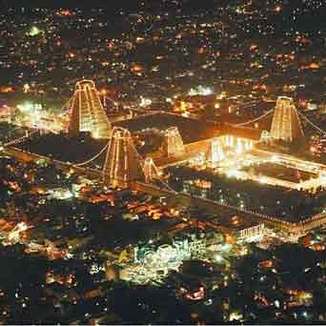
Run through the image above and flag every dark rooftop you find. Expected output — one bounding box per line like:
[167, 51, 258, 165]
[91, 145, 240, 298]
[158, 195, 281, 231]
[114, 112, 222, 144]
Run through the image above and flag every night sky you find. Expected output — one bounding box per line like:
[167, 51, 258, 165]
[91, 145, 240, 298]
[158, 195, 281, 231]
[2, 0, 324, 28]
[2, 0, 217, 10]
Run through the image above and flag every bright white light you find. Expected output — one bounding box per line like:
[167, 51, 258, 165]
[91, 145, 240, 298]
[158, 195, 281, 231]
[215, 254, 223, 263]
[188, 85, 213, 97]
[258, 176, 267, 184]
[226, 169, 241, 178]
[17, 102, 34, 113]
[140, 96, 152, 108]
[27, 26, 43, 37]
[48, 188, 74, 200]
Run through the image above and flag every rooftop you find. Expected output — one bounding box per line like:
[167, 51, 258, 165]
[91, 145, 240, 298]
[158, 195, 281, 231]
[114, 112, 221, 144]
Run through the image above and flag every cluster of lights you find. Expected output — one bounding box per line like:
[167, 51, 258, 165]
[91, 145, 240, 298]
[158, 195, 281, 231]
[211, 135, 255, 165]
[122, 237, 215, 284]
[163, 126, 185, 157]
[48, 188, 74, 200]
[15, 101, 64, 133]
[139, 96, 152, 108]
[188, 85, 213, 97]
[26, 26, 43, 37]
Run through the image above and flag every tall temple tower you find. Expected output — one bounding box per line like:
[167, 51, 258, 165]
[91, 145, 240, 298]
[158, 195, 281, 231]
[68, 80, 112, 139]
[143, 157, 161, 183]
[103, 127, 144, 187]
[270, 96, 304, 143]
[162, 126, 185, 157]
[210, 138, 225, 164]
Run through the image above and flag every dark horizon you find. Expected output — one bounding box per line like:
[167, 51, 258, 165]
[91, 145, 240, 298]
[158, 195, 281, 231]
[0, 0, 219, 10]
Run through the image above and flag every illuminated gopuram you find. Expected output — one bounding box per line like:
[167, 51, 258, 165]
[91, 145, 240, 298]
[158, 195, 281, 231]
[162, 126, 185, 157]
[270, 96, 304, 142]
[209, 135, 254, 164]
[103, 127, 144, 187]
[68, 80, 112, 139]
[211, 138, 225, 164]
[143, 157, 161, 183]
[260, 130, 272, 144]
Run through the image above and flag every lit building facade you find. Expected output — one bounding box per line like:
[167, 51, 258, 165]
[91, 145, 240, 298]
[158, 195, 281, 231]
[103, 127, 144, 187]
[68, 80, 112, 139]
[143, 157, 161, 183]
[270, 96, 304, 143]
[162, 126, 185, 157]
[210, 134, 255, 164]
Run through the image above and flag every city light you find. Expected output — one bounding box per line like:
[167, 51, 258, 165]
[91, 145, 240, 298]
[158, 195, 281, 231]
[17, 101, 34, 113]
[188, 85, 213, 96]
[1, 3, 326, 324]
[27, 26, 43, 37]
[139, 96, 152, 107]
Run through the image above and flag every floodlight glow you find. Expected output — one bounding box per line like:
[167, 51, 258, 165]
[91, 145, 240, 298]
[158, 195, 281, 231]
[27, 26, 43, 36]
[17, 102, 34, 113]
[188, 85, 213, 96]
